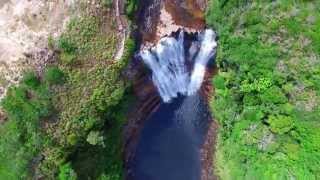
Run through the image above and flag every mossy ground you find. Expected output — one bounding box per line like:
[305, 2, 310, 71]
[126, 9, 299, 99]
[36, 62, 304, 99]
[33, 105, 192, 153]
[207, 0, 320, 179]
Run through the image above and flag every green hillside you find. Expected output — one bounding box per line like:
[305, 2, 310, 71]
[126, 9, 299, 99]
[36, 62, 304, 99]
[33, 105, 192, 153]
[0, 3, 135, 179]
[207, 0, 320, 179]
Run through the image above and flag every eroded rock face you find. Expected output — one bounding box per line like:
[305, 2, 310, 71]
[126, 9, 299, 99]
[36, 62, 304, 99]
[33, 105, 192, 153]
[0, 0, 77, 101]
[163, 0, 206, 29]
[137, 0, 162, 44]
[138, 0, 207, 46]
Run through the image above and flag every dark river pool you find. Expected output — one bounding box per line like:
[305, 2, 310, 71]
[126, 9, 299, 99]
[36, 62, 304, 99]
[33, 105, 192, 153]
[129, 93, 212, 180]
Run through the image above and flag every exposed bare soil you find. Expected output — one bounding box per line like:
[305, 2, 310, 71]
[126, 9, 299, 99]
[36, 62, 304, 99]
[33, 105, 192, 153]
[0, 0, 77, 101]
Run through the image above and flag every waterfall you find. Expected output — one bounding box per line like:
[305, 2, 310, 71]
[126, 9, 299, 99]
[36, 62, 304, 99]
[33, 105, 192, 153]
[140, 29, 217, 102]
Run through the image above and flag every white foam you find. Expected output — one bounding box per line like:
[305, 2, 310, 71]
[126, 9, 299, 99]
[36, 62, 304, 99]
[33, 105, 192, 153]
[140, 29, 217, 102]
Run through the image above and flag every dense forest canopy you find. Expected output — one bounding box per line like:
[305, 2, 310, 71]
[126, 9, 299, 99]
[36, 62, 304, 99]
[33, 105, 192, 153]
[207, 0, 320, 179]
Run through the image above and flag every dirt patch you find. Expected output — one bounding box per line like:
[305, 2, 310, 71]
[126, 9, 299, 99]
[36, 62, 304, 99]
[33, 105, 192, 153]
[0, 0, 77, 101]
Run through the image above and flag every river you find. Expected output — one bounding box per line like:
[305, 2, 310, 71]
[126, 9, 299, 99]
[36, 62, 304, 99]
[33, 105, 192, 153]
[126, 28, 216, 180]
[129, 93, 212, 180]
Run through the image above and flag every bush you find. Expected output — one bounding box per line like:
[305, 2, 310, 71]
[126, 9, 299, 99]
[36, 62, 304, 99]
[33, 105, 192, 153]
[86, 131, 105, 146]
[60, 53, 76, 65]
[259, 86, 288, 104]
[22, 71, 40, 89]
[125, 0, 138, 19]
[267, 115, 294, 134]
[58, 163, 77, 180]
[58, 36, 77, 54]
[120, 38, 136, 63]
[44, 67, 65, 85]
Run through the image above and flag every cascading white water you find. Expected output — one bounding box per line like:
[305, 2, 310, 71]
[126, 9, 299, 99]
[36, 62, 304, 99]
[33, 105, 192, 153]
[140, 29, 217, 102]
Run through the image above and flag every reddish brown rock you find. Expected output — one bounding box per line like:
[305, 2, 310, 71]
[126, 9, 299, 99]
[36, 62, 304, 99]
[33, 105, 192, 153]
[164, 0, 206, 29]
[137, 0, 207, 45]
[200, 65, 218, 180]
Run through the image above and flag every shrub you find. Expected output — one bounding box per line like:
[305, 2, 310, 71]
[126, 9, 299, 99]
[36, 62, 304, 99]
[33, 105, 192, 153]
[267, 115, 294, 134]
[120, 38, 136, 63]
[259, 86, 288, 104]
[213, 75, 226, 90]
[60, 53, 76, 65]
[22, 72, 40, 89]
[58, 163, 77, 180]
[86, 131, 105, 146]
[44, 67, 65, 85]
[126, 0, 138, 19]
[58, 36, 77, 54]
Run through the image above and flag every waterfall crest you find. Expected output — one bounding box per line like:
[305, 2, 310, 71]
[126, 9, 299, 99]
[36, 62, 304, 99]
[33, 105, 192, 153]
[140, 29, 217, 102]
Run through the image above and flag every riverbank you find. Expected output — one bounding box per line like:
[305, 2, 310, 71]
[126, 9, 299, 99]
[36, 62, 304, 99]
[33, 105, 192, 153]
[200, 67, 218, 180]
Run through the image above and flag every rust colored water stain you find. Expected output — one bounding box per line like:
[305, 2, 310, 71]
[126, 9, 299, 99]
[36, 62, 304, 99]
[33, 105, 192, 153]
[137, 0, 208, 45]
[164, 0, 206, 30]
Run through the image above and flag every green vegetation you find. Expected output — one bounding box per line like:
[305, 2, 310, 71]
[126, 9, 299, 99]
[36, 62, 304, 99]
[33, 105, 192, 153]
[41, 12, 134, 179]
[102, 0, 113, 9]
[58, 163, 77, 180]
[44, 67, 65, 85]
[125, 0, 138, 19]
[0, 71, 57, 179]
[102, 0, 138, 19]
[0, 3, 135, 179]
[207, 0, 320, 179]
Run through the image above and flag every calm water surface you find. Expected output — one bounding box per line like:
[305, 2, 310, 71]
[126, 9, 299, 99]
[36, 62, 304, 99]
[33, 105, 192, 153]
[130, 93, 211, 180]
